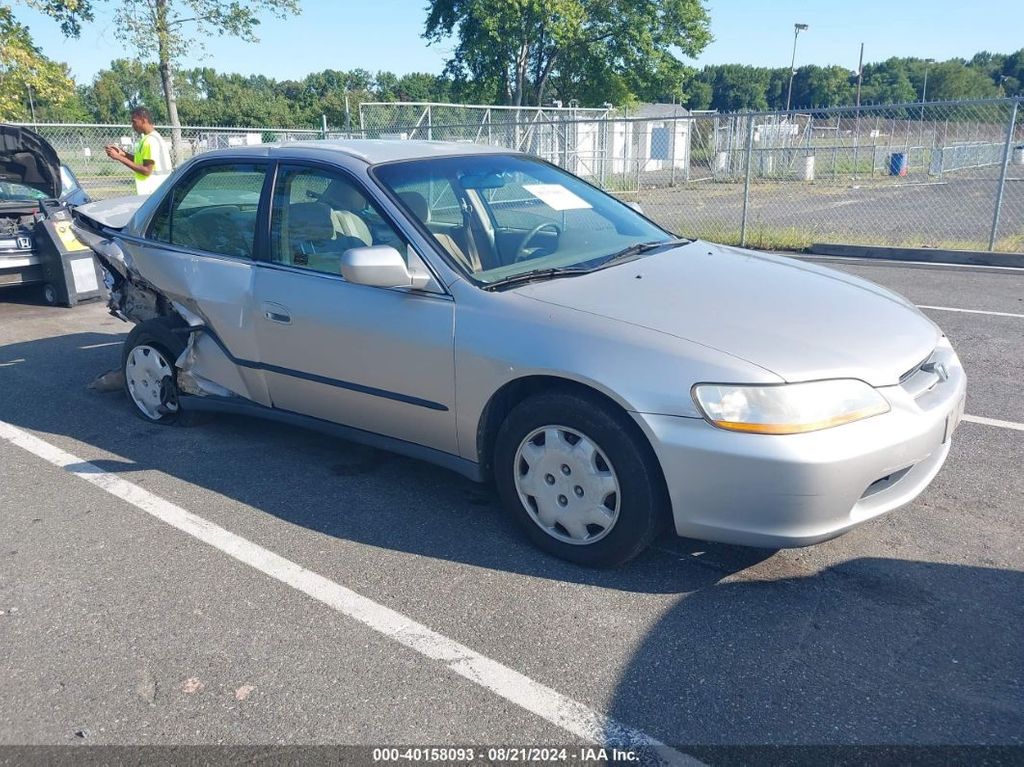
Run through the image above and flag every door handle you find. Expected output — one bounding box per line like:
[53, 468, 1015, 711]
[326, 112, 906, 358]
[261, 302, 292, 324]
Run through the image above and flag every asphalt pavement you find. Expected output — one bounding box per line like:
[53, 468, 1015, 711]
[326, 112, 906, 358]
[0, 259, 1021, 755]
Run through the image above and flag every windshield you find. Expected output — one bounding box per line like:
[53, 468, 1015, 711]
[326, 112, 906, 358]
[0, 181, 48, 202]
[373, 154, 674, 284]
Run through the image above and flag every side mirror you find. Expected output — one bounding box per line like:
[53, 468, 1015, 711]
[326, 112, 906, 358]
[340, 245, 430, 290]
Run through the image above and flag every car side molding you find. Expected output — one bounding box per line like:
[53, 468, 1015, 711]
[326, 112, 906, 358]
[180, 394, 483, 483]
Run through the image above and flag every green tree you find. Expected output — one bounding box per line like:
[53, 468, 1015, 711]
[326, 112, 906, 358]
[397, 72, 450, 102]
[0, 5, 77, 120]
[20, 0, 96, 35]
[999, 49, 1023, 96]
[791, 65, 854, 108]
[82, 58, 167, 122]
[111, 0, 301, 161]
[705, 65, 771, 111]
[680, 70, 712, 110]
[923, 61, 998, 101]
[859, 59, 917, 106]
[424, 0, 711, 107]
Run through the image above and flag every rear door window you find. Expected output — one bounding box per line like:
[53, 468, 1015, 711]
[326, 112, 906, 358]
[148, 163, 266, 258]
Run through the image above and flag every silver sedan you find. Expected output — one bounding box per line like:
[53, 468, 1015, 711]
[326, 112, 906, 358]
[74, 140, 966, 566]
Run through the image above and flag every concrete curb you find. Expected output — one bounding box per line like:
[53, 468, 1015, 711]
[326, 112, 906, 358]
[806, 243, 1024, 269]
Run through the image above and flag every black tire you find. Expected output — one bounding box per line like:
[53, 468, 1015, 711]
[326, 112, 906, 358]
[121, 316, 200, 426]
[40, 283, 58, 306]
[493, 391, 667, 567]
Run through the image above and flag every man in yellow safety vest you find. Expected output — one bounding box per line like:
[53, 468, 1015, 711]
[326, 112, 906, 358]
[104, 106, 172, 195]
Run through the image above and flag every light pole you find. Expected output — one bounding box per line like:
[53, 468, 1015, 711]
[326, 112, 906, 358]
[921, 59, 934, 110]
[785, 23, 809, 112]
[854, 43, 864, 178]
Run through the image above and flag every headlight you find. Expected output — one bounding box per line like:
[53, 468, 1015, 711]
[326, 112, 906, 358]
[692, 380, 890, 435]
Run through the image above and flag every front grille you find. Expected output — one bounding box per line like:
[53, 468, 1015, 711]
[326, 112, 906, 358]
[899, 355, 931, 384]
[899, 349, 944, 401]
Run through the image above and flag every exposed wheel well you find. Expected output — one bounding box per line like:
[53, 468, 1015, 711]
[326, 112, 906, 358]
[476, 376, 670, 520]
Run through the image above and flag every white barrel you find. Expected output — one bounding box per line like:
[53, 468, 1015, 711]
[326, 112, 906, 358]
[800, 155, 816, 181]
[1013, 146, 1024, 166]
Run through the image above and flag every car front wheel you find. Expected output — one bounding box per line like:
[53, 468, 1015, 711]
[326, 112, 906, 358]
[493, 391, 667, 567]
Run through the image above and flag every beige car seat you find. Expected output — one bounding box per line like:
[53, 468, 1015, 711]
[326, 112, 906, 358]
[321, 180, 372, 246]
[284, 201, 354, 272]
[398, 191, 480, 273]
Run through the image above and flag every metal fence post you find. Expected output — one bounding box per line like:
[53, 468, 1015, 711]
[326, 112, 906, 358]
[635, 122, 642, 196]
[740, 115, 755, 247]
[684, 117, 691, 182]
[988, 99, 1019, 251]
[670, 118, 678, 187]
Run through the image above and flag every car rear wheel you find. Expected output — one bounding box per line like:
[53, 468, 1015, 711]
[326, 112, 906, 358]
[122, 317, 195, 425]
[493, 391, 667, 567]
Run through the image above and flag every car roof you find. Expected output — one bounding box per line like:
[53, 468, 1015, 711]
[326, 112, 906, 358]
[198, 139, 520, 166]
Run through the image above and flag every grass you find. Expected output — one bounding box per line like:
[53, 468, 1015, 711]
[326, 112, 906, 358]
[652, 219, 1024, 255]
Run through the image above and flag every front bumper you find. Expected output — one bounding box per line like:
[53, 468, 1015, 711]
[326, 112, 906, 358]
[0, 253, 43, 286]
[635, 345, 966, 548]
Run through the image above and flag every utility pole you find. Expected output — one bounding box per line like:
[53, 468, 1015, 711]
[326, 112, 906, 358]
[785, 23, 809, 112]
[855, 43, 864, 108]
[921, 58, 934, 121]
[26, 84, 36, 124]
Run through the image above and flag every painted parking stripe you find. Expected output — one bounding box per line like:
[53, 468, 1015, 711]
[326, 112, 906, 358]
[962, 414, 1024, 432]
[916, 305, 1024, 319]
[0, 419, 696, 765]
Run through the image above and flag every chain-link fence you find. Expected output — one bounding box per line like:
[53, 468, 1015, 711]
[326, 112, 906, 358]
[365, 97, 1024, 254]
[358, 101, 614, 142]
[15, 97, 1024, 253]
[10, 123, 354, 199]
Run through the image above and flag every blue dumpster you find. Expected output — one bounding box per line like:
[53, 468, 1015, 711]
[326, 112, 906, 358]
[889, 152, 908, 176]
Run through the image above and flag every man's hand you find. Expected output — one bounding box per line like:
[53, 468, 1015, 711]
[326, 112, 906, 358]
[104, 145, 128, 160]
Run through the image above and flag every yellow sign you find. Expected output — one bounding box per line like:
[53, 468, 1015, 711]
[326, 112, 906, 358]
[54, 221, 90, 252]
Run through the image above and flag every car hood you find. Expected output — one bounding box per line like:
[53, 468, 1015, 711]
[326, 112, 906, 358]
[74, 195, 147, 232]
[0, 124, 61, 199]
[514, 241, 940, 387]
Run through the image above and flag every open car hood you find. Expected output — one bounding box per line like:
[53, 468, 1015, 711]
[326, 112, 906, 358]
[0, 124, 62, 199]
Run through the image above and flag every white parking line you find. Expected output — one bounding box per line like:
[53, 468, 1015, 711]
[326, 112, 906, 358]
[962, 415, 1024, 432]
[0, 419, 695, 764]
[916, 305, 1024, 319]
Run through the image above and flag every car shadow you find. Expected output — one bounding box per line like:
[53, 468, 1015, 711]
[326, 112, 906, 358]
[604, 557, 1023, 751]
[0, 328, 775, 595]
[0, 284, 49, 306]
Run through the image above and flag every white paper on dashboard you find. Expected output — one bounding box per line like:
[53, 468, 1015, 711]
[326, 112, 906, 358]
[70, 257, 99, 293]
[522, 183, 592, 211]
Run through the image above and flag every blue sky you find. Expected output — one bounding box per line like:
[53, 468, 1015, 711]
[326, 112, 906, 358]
[15, 0, 1024, 84]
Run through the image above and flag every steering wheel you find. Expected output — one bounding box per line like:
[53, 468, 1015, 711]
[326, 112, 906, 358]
[513, 222, 561, 263]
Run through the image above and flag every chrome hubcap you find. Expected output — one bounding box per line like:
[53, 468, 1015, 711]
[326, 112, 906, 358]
[125, 345, 177, 421]
[513, 426, 620, 545]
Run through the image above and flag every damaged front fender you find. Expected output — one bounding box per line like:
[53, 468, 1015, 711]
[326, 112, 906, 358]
[72, 204, 169, 325]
